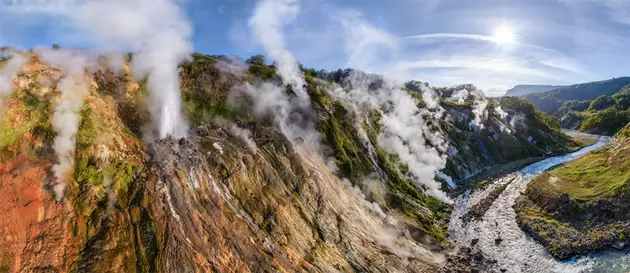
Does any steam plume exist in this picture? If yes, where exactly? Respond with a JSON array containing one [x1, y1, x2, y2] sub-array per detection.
[[0, 49, 26, 96], [213, 117, 257, 150], [73, 0, 193, 139], [242, 0, 323, 151], [468, 88, 489, 130], [36, 48, 94, 201], [449, 88, 469, 104], [249, 0, 309, 103]]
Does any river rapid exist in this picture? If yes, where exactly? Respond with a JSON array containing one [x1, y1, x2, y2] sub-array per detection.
[[448, 136, 630, 273]]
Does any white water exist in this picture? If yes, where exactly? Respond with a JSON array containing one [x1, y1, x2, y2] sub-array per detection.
[[448, 136, 630, 273]]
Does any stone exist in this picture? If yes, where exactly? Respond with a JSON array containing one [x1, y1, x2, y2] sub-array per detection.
[[612, 241, 626, 250]]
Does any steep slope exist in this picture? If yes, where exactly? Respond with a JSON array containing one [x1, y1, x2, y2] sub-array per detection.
[[504, 84, 562, 97], [0, 49, 581, 272], [515, 123, 630, 259], [317, 71, 581, 183]]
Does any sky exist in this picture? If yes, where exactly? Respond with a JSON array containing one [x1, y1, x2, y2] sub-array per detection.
[[1, 0, 629, 96]]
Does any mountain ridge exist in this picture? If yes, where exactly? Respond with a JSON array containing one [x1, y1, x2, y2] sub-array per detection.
[[504, 84, 563, 97], [523, 77, 630, 113]]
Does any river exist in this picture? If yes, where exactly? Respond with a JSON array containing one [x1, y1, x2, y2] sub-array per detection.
[[448, 136, 630, 273]]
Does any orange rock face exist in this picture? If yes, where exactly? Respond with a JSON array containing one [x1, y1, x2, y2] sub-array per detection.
[[0, 157, 80, 272]]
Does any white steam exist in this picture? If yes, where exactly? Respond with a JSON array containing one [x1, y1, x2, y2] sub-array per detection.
[[327, 72, 452, 203], [449, 89, 469, 104], [378, 88, 451, 203], [249, 0, 309, 103], [495, 106, 508, 119], [494, 106, 513, 134], [241, 0, 324, 151], [103, 53, 126, 73], [468, 89, 489, 130], [0, 49, 26, 96], [213, 117, 257, 150], [36, 48, 94, 201], [99, 145, 118, 213], [103, 173, 118, 212], [436, 171, 457, 189], [73, 0, 193, 139], [342, 178, 396, 225]]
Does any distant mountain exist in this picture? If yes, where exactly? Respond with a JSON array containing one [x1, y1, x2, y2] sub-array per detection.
[[521, 77, 630, 135], [504, 84, 563, 96], [523, 77, 630, 114]]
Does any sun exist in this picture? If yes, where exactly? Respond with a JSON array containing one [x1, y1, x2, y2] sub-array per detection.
[[491, 24, 516, 44]]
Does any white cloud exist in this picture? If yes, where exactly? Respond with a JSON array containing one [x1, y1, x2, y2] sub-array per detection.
[[327, 11, 585, 94], [336, 10, 399, 72]]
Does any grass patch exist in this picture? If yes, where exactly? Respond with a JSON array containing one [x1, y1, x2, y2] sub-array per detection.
[[0, 89, 51, 150], [548, 147, 630, 201]]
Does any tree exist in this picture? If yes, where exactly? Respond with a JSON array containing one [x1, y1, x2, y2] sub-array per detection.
[[245, 55, 266, 66]]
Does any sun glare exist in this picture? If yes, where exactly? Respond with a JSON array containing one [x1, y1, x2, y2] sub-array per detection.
[[491, 24, 516, 44]]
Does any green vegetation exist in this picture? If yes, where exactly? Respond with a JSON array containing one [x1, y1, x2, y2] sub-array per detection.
[[521, 77, 630, 135], [246, 55, 278, 81], [0, 88, 52, 152], [94, 69, 150, 137], [180, 53, 251, 123], [74, 105, 140, 199], [579, 108, 630, 135], [524, 77, 630, 114], [615, 122, 630, 139], [547, 147, 630, 201], [515, 134, 630, 259], [0, 112, 31, 149], [311, 90, 373, 181], [309, 80, 451, 242]]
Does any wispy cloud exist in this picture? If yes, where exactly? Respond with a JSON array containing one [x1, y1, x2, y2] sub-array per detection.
[[0, 0, 80, 14], [308, 9, 587, 95]]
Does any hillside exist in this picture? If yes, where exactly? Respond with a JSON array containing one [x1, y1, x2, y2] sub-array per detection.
[[515, 123, 630, 259], [504, 84, 563, 97], [521, 78, 630, 135], [523, 77, 630, 114], [0, 49, 581, 272]]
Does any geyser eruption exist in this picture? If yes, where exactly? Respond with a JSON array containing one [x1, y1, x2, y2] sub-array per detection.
[[74, 0, 193, 139], [36, 48, 93, 201]]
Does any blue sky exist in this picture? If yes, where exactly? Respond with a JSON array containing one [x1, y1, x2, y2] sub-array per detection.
[[1, 0, 629, 95]]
